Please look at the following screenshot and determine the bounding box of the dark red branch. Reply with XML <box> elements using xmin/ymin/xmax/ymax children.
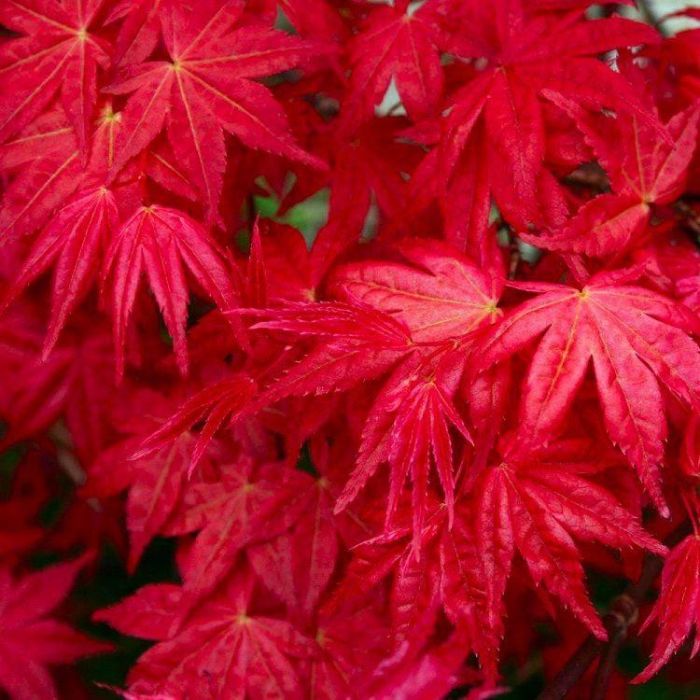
<box><xmin>537</xmin><ymin>524</ymin><xmax>690</xmax><ymax>700</ymax></box>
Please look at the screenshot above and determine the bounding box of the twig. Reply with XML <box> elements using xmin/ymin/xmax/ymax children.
<box><xmin>589</xmin><ymin>595</ymin><xmax>637</xmax><ymax>700</ymax></box>
<box><xmin>538</xmin><ymin>636</ymin><xmax>605</xmax><ymax>700</ymax></box>
<box><xmin>537</xmin><ymin>523</ymin><xmax>691</xmax><ymax>700</ymax></box>
<box><xmin>563</xmin><ymin>166</ymin><xmax>609</xmax><ymax>192</ymax></box>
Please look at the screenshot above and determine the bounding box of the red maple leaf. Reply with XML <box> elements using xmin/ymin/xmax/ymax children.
<box><xmin>2</xmin><ymin>1</ymin><xmax>700</xmax><ymax>694</ymax></box>
<box><xmin>102</xmin><ymin>205</ymin><xmax>240</xmax><ymax>378</ymax></box>
<box><xmin>478</xmin><ymin>271</ymin><xmax>700</xmax><ymax>512</ymax></box>
<box><xmin>343</xmin><ymin>0</ymin><xmax>445</xmax><ymax>128</ymax></box>
<box><xmin>0</xmin><ymin>319</ymin><xmax>115</xmax><ymax>461</ymax></box>
<box><xmin>0</xmin><ymin>0</ymin><xmax>111</xmax><ymax>157</ymax></box>
<box><xmin>328</xmin><ymin>239</ymin><xmax>503</xmax><ymax>344</ymax></box>
<box><xmin>305</xmin><ymin>603</ymin><xmax>390</xmax><ymax>700</ymax></box>
<box><xmin>0</xmin><ymin>555</ymin><xmax>110</xmax><ymax>700</ymax></box>
<box><xmin>106</xmin><ymin>0</ymin><xmax>325</xmax><ymax>219</ymax></box>
<box><xmin>335</xmin><ymin>348</ymin><xmax>471</xmax><ymax>541</ymax></box>
<box><xmin>242</xmin><ymin>240</ymin><xmax>503</xmax><ymax>541</ymax></box>
<box><xmin>0</xmin><ymin>103</ymin><xmax>121</xmax><ymax>239</ymax></box>
<box><xmin>83</xmin><ymin>388</ymin><xmax>214</xmax><ymax>570</ymax></box>
<box><xmin>114</xmin><ymin>568</ymin><xmax>315</xmax><ymax>700</ymax></box>
<box><xmin>524</xmin><ymin>96</ymin><xmax>700</xmax><ymax>256</ymax></box>
<box><xmin>162</xmin><ymin>457</ymin><xmax>311</xmax><ymax>607</ymax></box>
<box><xmin>472</xmin><ymin>437</ymin><xmax>665</xmax><ymax>644</ymax></box>
<box><xmin>2</xmin><ymin>186</ymin><xmax>119</xmax><ymax>355</ymax></box>
<box><xmin>135</xmin><ymin>373</ymin><xmax>257</xmax><ymax>470</ymax></box>
<box><xmin>634</xmin><ymin>533</ymin><xmax>700</xmax><ymax>683</ymax></box>
<box><xmin>412</xmin><ymin>2</ymin><xmax>658</xmax><ymax>231</ymax></box>
<box><xmin>248</xmin><ymin>472</ymin><xmax>338</xmax><ymax>621</ymax></box>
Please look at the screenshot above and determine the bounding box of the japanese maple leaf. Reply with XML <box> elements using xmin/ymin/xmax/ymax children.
<box><xmin>112</xmin><ymin>570</ymin><xmax>315</xmax><ymax>700</ymax></box>
<box><xmin>94</xmin><ymin>581</ymin><xmax>184</xmax><ymax>642</ymax></box>
<box><xmin>330</xmin><ymin>501</ymin><xmax>479</xmax><ymax>683</ymax></box>
<box><xmin>472</xmin><ymin>438</ymin><xmax>666</xmax><ymax>643</ymax></box>
<box><xmin>249</xmin><ymin>302</ymin><xmax>412</xmax><ymax>407</ymax></box>
<box><xmin>106</xmin><ymin>0</ymin><xmax>325</xmax><ymax>219</ymax></box>
<box><xmin>335</xmin><ymin>348</ymin><xmax>472</xmax><ymax>544</ymax></box>
<box><xmin>162</xmin><ymin>458</ymin><xmax>310</xmax><ymax>606</ymax></box>
<box><xmin>102</xmin><ymin>205</ymin><xmax>239</xmax><ymax>379</ymax></box>
<box><xmin>0</xmin><ymin>102</ymin><xmax>123</xmax><ymax>240</ymax></box>
<box><xmin>0</xmin><ymin>555</ymin><xmax>110</xmax><ymax>700</ymax></box>
<box><xmin>328</xmin><ymin>239</ymin><xmax>503</xmax><ymax>344</ymax></box>
<box><xmin>307</xmin><ymin>118</ymin><xmax>420</xmax><ymax>277</ymax></box>
<box><xmin>252</xmin><ymin>242</ymin><xmax>500</xmax><ymax>537</ymax></box>
<box><xmin>106</xmin><ymin>0</ymin><xmax>164</xmax><ymax>67</ymax></box>
<box><xmin>440</xmin><ymin>500</ymin><xmax>500</xmax><ymax>682</ymax></box>
<box><xmin>0</xmin><ymin>109</ymin><xmax>82</xmax><ymax>240</ymax></box>
<box><xmin>245</xmin><ymin>437</ymin><xmax>346</xmax><ymax>619</ymax></box>
<box><xmin>406</xmin><ymin>121</ymin><xmax>494</xmax><ymax>258</ymax></box>
<box><xmin>84</xmin><ymin>389</ymin><xmax>209</xmax><ymax>570</ymax></box>
<box><xmin>0</xmin><ymin>108</ymin><xmax>74</xmax><ymax>172</ymax></box>
<box><xmin>2</xmin><ymin>187</ymin><xmax>119</xmax><ymax>356</ymax></box>
<box><xmin>0</xmin><ymin>323</ymin><xmax>116</xmax><ymax>462</ymax></box>
<box><xmin>135</xmin><ymin>373</ymin><xmax>257</xmax><ymax>472</ymax></box>
<box><xmin>248</xmin><ymin>471</ymin><xmax>339</xmax><ymax>621</ymax></box>
<box><xmin>634</xmin><ymin>534</ymin><xmax>700</xmax><ymax>683</ymax></box>
<box><xmin>478</xmin><ymin>272</ymin><xmax>700</xmax><ymax>512</ymax></box>
<box><xmin>364</xmin><ymin>630</ymin><xmax>482</xmax><ymax>700</ymax></box>
<box><xmin>334</xmin><ymin>497</ymin><xmax>445</xmax><ymax>652</ymax></box>
<box><xmin>93</xmin><ymin>439</ymin><xmax>189</xmax><ymax>572</ymax></box>
<box><xmin>305</xmin><ymin>605</ymin><xmax>390</xmax><ymax>700</ymax></box>
<box><xmin>0</xmin><ymin>0</ymin><xmax>111</xmax><ymax>157</ymax></box>
<box><xmin>343</xmin><ymin>0</ymin><xmax>445</xmax><ymax>128</ymax></box>
<box><xmin>255</xmin><ymin>241</ymin><xmax>497</xmax><ymax>399</ymax></box>
<box><xmin>415</xmin><ymin>3</ymin><xmax>657</xmax><ymax>229</ymax></box>
<box><xmin>524</xmin><ymin>97</ymin><xmax>700</xmax><ymax>256</ymax></box>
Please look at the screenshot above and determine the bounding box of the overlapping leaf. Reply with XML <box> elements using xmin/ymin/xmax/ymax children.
<box><xmin>103</xmin><ymin>205</ymin><xmax>239</xmax><ymax>378</ymax></box>
<box><xmin>479</xmin><ymin>274</ymin><xmax>700</xmax><ymax>511</ymax></box>
<box><xmin>116</xmin><ymin>569</ymin><xmax>315</xmax><ymax>700</ymax></box>
<box><xmin>106</xmin><ymin>0</ymin><xmax>325</xmax><ymax>219</ymax></box>
<box><xmin>524</xmin><ymin>96</ymin><xmax>700</xmax><ymax>255</ymax></box>
<box><xmin>0</xmin><ymin>556</ymin><xmax>110</xmax><ymax>700</ymax></box>
<box><xmin>0</xmin><ymin>0</ymin><xmax>110</xmax><ymax>156</ymax></box>
<box><xmin>473</xmin><ymin>438</ymin><xmax>665</xmax><ymax>642</ymax></box>
<box><xmin>634</xmin><ymin>534</ymin><xmax>700</xmax><ymax>683</ymax></box>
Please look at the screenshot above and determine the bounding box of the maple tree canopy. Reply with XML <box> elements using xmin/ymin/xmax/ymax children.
<box><xmin>0</xmin><ymin>0</ymin><xmax>700</xmax><ymax>698</ymax></box>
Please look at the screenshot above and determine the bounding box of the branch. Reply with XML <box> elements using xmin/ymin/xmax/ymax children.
<box><xmin>537</xmin><ymin>523</ymin><xmax>690</xmax><ymax>700</ymax></box>
<box><xmin>537</xmin><ymin>636</ymin><xmax>604</xmax><ymax>700</ymax></box>
<box><xmin>563</xmin><ymin>165</ymin><xmax>609</xmax><ymax>192</ymax></box>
